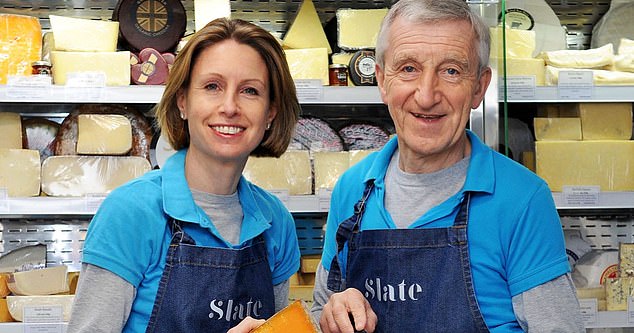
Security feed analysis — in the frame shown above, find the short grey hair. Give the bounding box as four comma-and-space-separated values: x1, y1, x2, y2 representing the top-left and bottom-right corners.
376, 0, 491, 75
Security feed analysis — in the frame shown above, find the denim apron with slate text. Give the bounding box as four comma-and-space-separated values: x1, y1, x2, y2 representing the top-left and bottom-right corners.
146, 219, 275, 332
327, 181, 489, 332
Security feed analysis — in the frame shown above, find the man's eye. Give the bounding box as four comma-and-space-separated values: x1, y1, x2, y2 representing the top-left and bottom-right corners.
403, 66, 416, 73
446, 68, 459, 75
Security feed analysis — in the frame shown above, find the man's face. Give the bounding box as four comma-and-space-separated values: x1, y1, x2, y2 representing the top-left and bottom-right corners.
376, 17, 491, 173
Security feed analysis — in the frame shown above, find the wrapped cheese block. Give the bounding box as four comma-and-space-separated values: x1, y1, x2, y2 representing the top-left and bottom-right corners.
8, 266, 69, 296
0, 112, 22, 149
41, 155, 151, 196
283, 0, 331, 53
539, 44, 614, 69
22, 118, 60, 162
0, 14, 42, 84
6, 295, 74, 322
490, 26, 536, 59
252, 300, 318, 333
243, 151, 312, 195
77, 114, 133, 155
49, 15, 119, 52
285, 48, 329, 85
51, 50, 131, 86
336, 9, 388, 50
313, 151, 349, 191
0, 148, 41, 197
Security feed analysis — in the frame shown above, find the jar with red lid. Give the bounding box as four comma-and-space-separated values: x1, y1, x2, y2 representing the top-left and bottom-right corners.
329, 64, 348, 86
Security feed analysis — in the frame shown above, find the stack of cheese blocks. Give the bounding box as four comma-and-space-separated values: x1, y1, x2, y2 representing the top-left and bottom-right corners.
0, 113, 42, 197
242, 150, 373, 195
0, 14, 42, 84
491, 26, 546, 86
0, 266, 75, 322
541, 38, 634, 85
534, 102, 634, 191
288, 255, 321, 308
49, 15, 130, 86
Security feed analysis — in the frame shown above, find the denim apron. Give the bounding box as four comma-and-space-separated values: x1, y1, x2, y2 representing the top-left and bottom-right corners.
145, 219, 275, 332
327, 181, 489, 332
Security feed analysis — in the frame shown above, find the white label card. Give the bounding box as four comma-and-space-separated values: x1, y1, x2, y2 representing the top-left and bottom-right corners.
65, 72, 107, 87
0, 187, 8, 213
558, 71, 593, 99
317, 188, 332, 212
499, 76, 536, 99
23, 323, 64, 333
562, 186, 600, 206
579, 298, 598, 326
23, 305, 63, 323
629, 296, 634, 324
269, 189, 290, 206
85, 193, 108, 213
6, 75, 52, 99
294, 79, 323, 102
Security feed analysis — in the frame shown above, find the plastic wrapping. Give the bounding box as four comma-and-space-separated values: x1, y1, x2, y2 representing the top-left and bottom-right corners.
490, 26, 536, 59
572, 250, 619, 288
76, 114, 133, 155
0, 148, 41, 197
243, 151, 312, 195
41, 155, 151, 197
49, 15, 119, 52
6, 295, 74, 322
564, 229, 592, 269
8, 266, 69, 296
545, 65, 634, 86
0, 14, 42, 85
613, 54, 634, 73
284, 48, 329, 85
539, 43, 614, 69
591, 2, 634, 51
619, 38, 634, 55
313, 151, 349, 191
336, 8, 387, 51
50, 50, 131, 86
0, 244, 47, 274
252, 300, 318, 333
22, 118, 60, 162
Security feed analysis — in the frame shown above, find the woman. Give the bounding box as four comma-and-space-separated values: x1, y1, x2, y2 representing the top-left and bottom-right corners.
68, 18, 301, 332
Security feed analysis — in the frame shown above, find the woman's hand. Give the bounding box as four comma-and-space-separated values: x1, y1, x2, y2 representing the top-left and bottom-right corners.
320, 288, 377, 333
226, 316, 265, 333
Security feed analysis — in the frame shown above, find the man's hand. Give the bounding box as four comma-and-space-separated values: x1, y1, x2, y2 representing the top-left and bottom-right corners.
320, 288, 377, 333
227, 316, 265, 333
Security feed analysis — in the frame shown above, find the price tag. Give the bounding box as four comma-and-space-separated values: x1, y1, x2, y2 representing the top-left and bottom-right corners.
24, 323, 64, 333
317, 188, 332, 212
0, 188, 8, 213
558, 71, 593, 99
64, 72, 107, 87
85, 193, 107, 212
23, 305, 64, 323
499, 76, 536, 99
579, 298, 598, 326
562, 186, 600, 206
294, 79, 323, 102
269, 189, 290, 206
6, 75, 52, 99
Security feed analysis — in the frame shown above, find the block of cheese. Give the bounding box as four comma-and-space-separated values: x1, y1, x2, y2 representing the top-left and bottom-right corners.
0, 113, 22, 149
243, 151, 312, 195
313, 151, 349, 191
0, 298, 13, 322
284, 48, 329, 85
539, 43, 613, 69
41, 155, 151, 196
496, 57, 546, 86
0, 273, 10, 298
533, 118, 582, 141
545, 65, 634, 86
490, 26, 536, 59
252, 300, 318, 333
49, 15, 119, 52
576, 287, 606, 300
0, 149, 41, 197
50, 51, 131, 86
77, 114, 133, 155
613, 54, 634, 73
336, 8, 388, 50
606, 277, 634, 311
283, 0, 331, 53
6, 295, 74, 322
618, 38, 634, 55
349, 150, 373, 166
8, 266, 69, 296
535, 140, 634, 191
0, 14, 42, 84
573, 103, 633, 140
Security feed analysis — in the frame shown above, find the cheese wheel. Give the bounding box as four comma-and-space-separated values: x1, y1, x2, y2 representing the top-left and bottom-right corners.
8, 266, 69, 296
22, 118, 60, 161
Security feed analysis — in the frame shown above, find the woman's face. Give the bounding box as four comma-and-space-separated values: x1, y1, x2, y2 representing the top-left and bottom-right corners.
178, 39, 276, 165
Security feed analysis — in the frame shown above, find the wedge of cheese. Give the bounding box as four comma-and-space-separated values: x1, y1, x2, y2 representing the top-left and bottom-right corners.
284, 48, 329, 85
49, 15, 119, 52
77, 114, 133, 155
535, 140, 634, 191
0, 14, 42, 84
252, 300, 318, 333
6, 295, 74, 322
539, 44, 613, 69
283, 0, 331, 53
490, 26, 536, 59
8, 266, 69, 296
243, 151, 312, 195
336, 9, 388, 50
533, 118, 582, 141
41, 155, 151, 196
51, 51, 131, 86
0, 149, 41, 197
573, 103, 633, 140
0, 112, 22, 149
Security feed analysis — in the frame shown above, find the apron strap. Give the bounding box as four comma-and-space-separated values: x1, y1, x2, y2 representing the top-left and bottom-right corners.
327, 180, 375, 292
169, 219, 196, 246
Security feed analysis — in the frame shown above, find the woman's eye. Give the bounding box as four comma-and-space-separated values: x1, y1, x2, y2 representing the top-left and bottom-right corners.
206, 82, 219, 90
243, 87, 258, 95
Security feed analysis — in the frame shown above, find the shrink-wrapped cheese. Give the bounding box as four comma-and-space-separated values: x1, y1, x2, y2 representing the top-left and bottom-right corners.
0, 14, 42, 84
77, 114, 133, 155
41, 155, 151, 196
49, 15, 119, 52
0, 112, 22, 149
51, 51, 131, 86
313, 151, 349, 191
0, 148, 41, 197
336, 9, 388, 50
6, 295, 74, 322
243, 151, 312, 195
540, 43, 614, 69
285, 48, 329, 85
490, 26, 536, 59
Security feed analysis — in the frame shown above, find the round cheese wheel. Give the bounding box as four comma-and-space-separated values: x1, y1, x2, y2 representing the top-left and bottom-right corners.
338, 122, 389, 150
289, 117, 344, 152
53, 104, 153, 161
349, 50, 377, 86
22, 118, 60, 162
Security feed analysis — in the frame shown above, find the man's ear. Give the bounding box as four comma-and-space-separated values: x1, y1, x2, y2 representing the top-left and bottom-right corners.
471, 66, 492, 109
376, 63, 388, 105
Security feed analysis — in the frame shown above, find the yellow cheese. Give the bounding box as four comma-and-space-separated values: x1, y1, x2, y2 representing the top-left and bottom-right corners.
8, 266, 69, 296
51, 51, 131, 86
613, 54, 634, 73
545, 65, 634, 85
533, 118, 582, 141
283, 0, 331, 53
49, 15, 119, 52
496, 57, 546, 86
576, 287, 606, 300
490, 26, 536, 59
0, 14, 42, 84
243, 151, 312, 195
535, 140, 634, 191
252, 300, 318, 333
573, 103, 633, 140
313, 151, 349, 191
284, 48, 329, 85
0, 149, 41, 197
6, 295, 74, 322
0, 298, 14, 322
336, 8, 388, 50
0, 113, 22, 149
618, 38, 634, 55
349, 150, 373, 166
539, 44, 613, 69
41, 155, 151, 196
77, 114, 133, 155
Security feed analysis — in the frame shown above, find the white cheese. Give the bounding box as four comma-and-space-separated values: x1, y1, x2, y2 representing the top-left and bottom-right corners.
8, 266, 69, 296
51, 51, 131, 86
243, 151, 312, 195
49, 15, 119, 52
0, 148, 40, 197
336, 9, 388, 50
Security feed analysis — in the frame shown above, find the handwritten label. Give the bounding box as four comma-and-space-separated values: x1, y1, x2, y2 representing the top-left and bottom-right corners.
558, 71, 593, 99
562, 186, 600, 206
6, 75, 52, 99
579, 298, 598, 326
